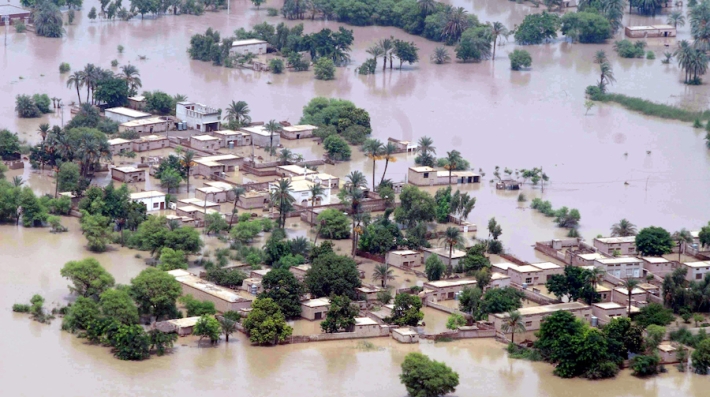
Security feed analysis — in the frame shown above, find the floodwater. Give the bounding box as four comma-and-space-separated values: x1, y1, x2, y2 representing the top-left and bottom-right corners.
2, 0, 710, 395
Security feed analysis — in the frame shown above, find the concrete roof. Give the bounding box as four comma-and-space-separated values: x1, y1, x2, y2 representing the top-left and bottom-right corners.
613, 287, 647, 295
241, 126, 275, 137
191, 134, 220, 141
390, 250, 420, 256
683, 261, 710, 268
121, 117, 166, 127
232, 39, 268, 46
167, 270, 247, 303
301, 298, 330, 308
494, 302, 590, 318
492, 262, 518, 271
177, 205, 221, 215
393, 327, 418, 336
130, 191, 166, 200
594, 236, 636, 244
178, 198, 219, 207
424, 279, 477, 288
424, 247, 466, 259
113, 166, 142, 173
641, 257, 669, 263
578, 253, 606, 261
595, 257, 643, 265
355, 317, 379, 326
128, 95, 145, 101
278, 165, 317, 175
251, 269, 271, 277
511, 265, 543, 273
167, 316, 202, 328
530, 262, 561, 270
593, 302, 624, 310
491, 272, 510, 280
282, 125, 318, 132
213, 129, 246, 136
436, 170, 479, 178
106, 107, 151, 118
409, 166, 435, 173
204, 181, 235, 190
136, 134, 167, 142
199, 154, 241, 162
108, 138, 132, 145
290, 264, 311, 272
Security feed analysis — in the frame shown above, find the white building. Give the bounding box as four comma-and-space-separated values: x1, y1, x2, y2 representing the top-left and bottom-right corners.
241, 125, 281, 148
270, 176, 331, 207
682, 261, 710, 282
104, 107, 152, 124
176, 102, 221, 132
130, 191, 167, 211
594, 257, 644, 279
230, 39, 268, 56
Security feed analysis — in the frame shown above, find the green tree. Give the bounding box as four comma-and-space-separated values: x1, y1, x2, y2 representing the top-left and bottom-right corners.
19, 187, 48, 227
88, 7, 97, 20
272, 178, 295, 229
314, 57, 336, 80
79, 210, 112, 252
440, 226, 463, 273
455, 27, 492, 62
158, 247, 188, 271
129, 268, 182, 320
323, 134, 351, 161
645, 325, 666, 352
305, 253, 361, 299
546, 266, 596, 303
218, 317, 237, 342
399, 352, 459, 397
316, 209, 351, 239
515, 12, 560, 45
635, 226, 674, 256
631, 354, 661, 376
159, 167, 182, 193
15, 94, 41, 118
431, 46, 451, 64
479, 287, 524, 319
672, 229, 694, 261
372, 264, 395, 288
603, 317, 644, 362
692, 338, 710, 374
60, 258, 116, 299
194, 315, 221, 344
259, 268, 304, 319
394, 185, 436, 227
321, 295, 359, 333
242, 298, 293, 345
509, 49, 532, 70
94, 77, 130, 108
560, 11, 612, 43
362, 138, 384, 192
635, 303, 675, 327
501, 310, 526, 344
111, 324, 150, 360
180, 295, 216, 317
393, 39, 419, 68
100, 288, 139, 325
61, 296, 101, 332
204, 212, 228, 235
57, 162, 81, 193
611, 218, 637, 236
387, 293, 423, 326
33, 1, 64, 38
458, 286, 483, 316
425, 255, 446, 281
148, 329, 178, 356
446, 313, 466, 330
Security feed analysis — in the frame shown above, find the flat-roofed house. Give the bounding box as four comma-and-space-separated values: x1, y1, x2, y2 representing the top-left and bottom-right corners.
105, 107, 151, 124
111, 166, 145, 183
392, 327, 420, 343
127, 95, 146, 110
132, 134, 168, 152
435, 170, 480, 185
490, 302, 592, 334
289, 264, 311, 281
596, 284, 612, 302
594, 257, 644, 279
167, 269, 253, 312
300, 298, 330, 320
682, 261, 710, 281
237, 190, 270, 209
281, 124, 318, 139
492, 262, 518, 274
508, 265, 543, 286
156, 316, 201, 336
212, 130, 251, 148
572, 252, 607, 267
407, 166, 436, 186
271, 176, 331, 206
119, 117, 169, 135
423, 279, 477, 301
593, 236, 637, 256
230, 39, 268, 56
241, 125, 281, 148
611, 287, 647, 306
306, 173, 340, 190
108, 137, 133, 156
130, 191, 166, 211
490, 272, 511, 289
529, 262, 563, 282
356, 286, 383, 302
387, 250, 422, 268
176, 102, 221, 132
190, 135, 221, 152
640, 257, 676, 278
241, 278, 263, 295
250, 269, 271, 279
277, 164, 317, 178
178, 197, 220, 209
175, 205, 221, 222
592, 302, 627, 323
625, 25, 676, 38
195, 186, 230, 204
193, 154, 243, 177
0, 5, 32, 25
422, 247, 466, 269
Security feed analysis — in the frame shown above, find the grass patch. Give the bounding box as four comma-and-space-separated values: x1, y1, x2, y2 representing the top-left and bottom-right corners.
435, 337, 454, 343
595, 92, 710, 123
355, 341, 382, 351
506, 343, 543, 361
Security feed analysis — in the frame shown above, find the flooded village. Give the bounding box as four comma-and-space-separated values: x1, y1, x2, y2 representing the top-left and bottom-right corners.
2, 0, 710, 396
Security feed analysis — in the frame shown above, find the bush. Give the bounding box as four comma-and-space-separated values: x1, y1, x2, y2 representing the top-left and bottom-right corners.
15, 21, 26, 33
316, 209, 351, 239
12, 303, 31, 313
59, 63, 70, 73
323, 134, 351, 161
585, 85, 604, 100
400, 353, 459, 397
270, 58, 285, 74
314, 58, 336, 80
646, 51, 655, 60
635, 303, 674, 328
614, 40, 646, 58
631, 354, 660, 377
507, 343, 543, 361
267, 8, 278, 16
509, 49, 532, 71
111, 60, 119, 67
118, 45, 124, 53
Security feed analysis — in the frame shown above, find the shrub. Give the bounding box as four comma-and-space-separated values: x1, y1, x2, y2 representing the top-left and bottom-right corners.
646, 51, 655, 60
585, 85, 604, 100
12, 304, 31, 312
614, 40, 646, 58
15, 21, 26, 33
323, 134, 351, 161
509, 49, 532, 71
118, 45, 124, 53
111, 60, 119, 67
267, 8, 278, 16
631, 354, 660, 376
59, 62, 70, 73
270, 58, 285, 74
314, 58, 336, 80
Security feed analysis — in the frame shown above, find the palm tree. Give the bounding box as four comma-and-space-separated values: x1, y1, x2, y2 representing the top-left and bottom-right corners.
500, 310, 526, 344
675, 40, 694, 83
378, 38, 393, 71
419, 136, 436, 157
611, 219, 637, 237
443, 7, 468, 43
587, 267, 605, 290
593, 50, 608, 64
12, 176, 24, 187
66, 71, 84, 104
490, 22, 508, 60
372, 264, 395, 288
444, 150, 462, 185
272, 178, 295, 228
37, 123, 50, 144
343, 171, 368, 256
667, 10, 686, 28
309, 183, 325, 211
362, 139, 384, 192
622, 279, 640, 316
82, 64, 99, 105
264, 120, 281, 159
218, 317, 237, 342
180, 150, 196, 194
597, 61, 616, 93
440, 226, 464, 275
689, 49, 709, 83
228, 186, 246, 228
366, 44, 384, 69
379, 142, 397, 187
278, 148, 293, 166
119, 64, 142, 96
672, 229, 694, 261
417, 0, 436, 15
225, 100, 251, 127
431, 47, 451, 64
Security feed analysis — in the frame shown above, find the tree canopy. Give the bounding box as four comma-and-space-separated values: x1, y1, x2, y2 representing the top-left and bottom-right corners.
400, 352, 459, 397
305, 253, 361, 299
60, 258, 116, 299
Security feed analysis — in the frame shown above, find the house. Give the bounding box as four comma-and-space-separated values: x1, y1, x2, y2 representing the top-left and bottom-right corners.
158, 316, 202, 336
407, 166, 436, 186
190, 135, 221, 152
175, 205, 221, 222
193, 154, 243, 177
356, 286, 383, 302
435, 170, 480, 185
195, 182, 235, 204
230, 39, 268, 56
490, 302, 592, 334
277, 164, 317, 178
658, 343, 679, 364
492, 262, 518, 274
236, 190, 270, 209
119, 117, 169, 135
241, 278, 263, 295
0, 5, 31, 25
508, 265, 543, 286
130, 191, 166, 211
212, 130, 251, 148
592, 302, 627, 323
387, 138, 417, 153
241, 125, 281, 148
107, 137, 133, 156
593, 236, 637, 256
127, 95, 147, 110
392, 327, 420, 343
421, 247, 466, 269
594, 257, 644, 279
423, 279, 477, 301
178, 197, 221, 210
176, 102, 221, 132
625, 25, 676, 38
306, 173, 340, 190
640, 257, 677, 278
111, 166, 145, 183
490, 272, 511, 289
104, 107, 151, 124
495, 179, 521, 190
407, 166, 480, 186
289, 264, 311, 281
595, 284, 612, 302
573, 252, 607, 267
611, 287, 647, 307
682, 261, 710, 281
529, 262, 563, 282
132, 134, 169, 152
351, 317, 388, 337
300, 298, 330, 320
271, 176, 331, 206
165, 214, 195, 227
167, 270, 253, 312
281, 125, 318, 140
387, 250, 422, 268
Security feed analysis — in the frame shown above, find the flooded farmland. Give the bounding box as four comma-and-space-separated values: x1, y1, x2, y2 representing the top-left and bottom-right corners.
2, 0, 710, 395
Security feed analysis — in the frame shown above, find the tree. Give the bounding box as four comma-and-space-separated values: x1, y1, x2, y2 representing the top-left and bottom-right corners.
194, 315, 221, 344
560, 11, 612, 43
323, 134, 351, 161
636, 226, 674, 256
611, 218, 637, 236
60, 258, 116, 299
394, 185, 436, 228
603, 317, 644, 362
393, 39, 419, 69
264, 120, 281, 158
372, 264, 395, 288
79, 211, 112, 252
635, 303, 675, 328
501, 310, 526, 344
455, 27, 492, 62
546, 266, 596, 303
227, 186, 245, 228
379, 142, 398, 186
425, 255, 446, 281
443, 6, 469, 42
242, 298, 293, 345
111, 324, 150, 360
314, 57, 336, 80
15, 95, 41, 118
305, 253, 361, 299
100, 289, 139, 325
179, 295, 216, 317
388, 293, 424, 326
431, 47, 451, 64
19, 187, 48, 227
668, 10, 686, 28
259, 268, 304, 319
672, 229, 694, 261
399, 353, 459, 397
94, 77, 130, 108
692, 339, 710, 374
129, 268, 182, 320
489, 22, 508, 61
88, 7, 97, 20
159, 167, 182, 193
219, 317, 237, 342
631, 354, 661, 376
271, 178, 295, 229
645, 325, 666, 352
515, 12, 560, 45
57, 162, 81, 193
316, 208, 351, 239
204, 212, 228, 235
509, 49, 532, 70
33, 1, 64, 38
148, 329, 178, 356
440, 226, 463, 273
443, 150, 463, 185
158, 247, 188, 271
320, 295, 359, 333
478, 287, 524, 319
362, 138, 384, 192
180, 150, 196, 195
700, 221, 710, 249
446, 313, 466, 330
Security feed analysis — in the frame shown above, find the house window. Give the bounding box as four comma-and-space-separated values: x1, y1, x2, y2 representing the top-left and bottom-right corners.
525, 277, 532, 284
153, 202, 159, 209
423, 172, 429, 178
698, 274, 703, 280
525, 321, 532, 327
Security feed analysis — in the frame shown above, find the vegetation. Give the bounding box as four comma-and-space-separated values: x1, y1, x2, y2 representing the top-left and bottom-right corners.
259, 268, 304, 319
515, 12, 560, 45
446, 313, 467, 330
179, 295, 216, 317
399, 353, 459, 397
321, 295, 359, 333
546, 266, 596, 304
301, 97, 371, 145
323, 134, 351, 161
242, 298, 293, 345
194, 315, 221, 344
33, 1, 64, 38
635, 226, 674, 256
560, 11, 611, 43
15, 94, 53, 118
588, 91, 710, 122
316, 208, 351, 239
129, 268, 182, 320
614, 39, 646, 58
60, 258, 116, 299
387, 293, 423, 326
611, 218, 637, 237
634, 303, 675, 328
509, 49, 532, 71
305, 251, 361, 299
314, 57, 336, 80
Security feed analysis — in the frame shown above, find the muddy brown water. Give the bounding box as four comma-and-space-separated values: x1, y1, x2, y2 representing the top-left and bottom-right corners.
2, 1, 710, 394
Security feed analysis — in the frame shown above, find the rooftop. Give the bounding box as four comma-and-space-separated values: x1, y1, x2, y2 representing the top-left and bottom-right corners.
638, 283, 659, 290
424, 247, 466, 259
213, 129, 246, 136
232, 39, 268, 47
627, 25, 675, 30
251, 269, 271, 277
178, 198, 219, 207
291, 264, 311, 272
424, 279, 477, 288
199, 154, 241, 162
204, 181, 235, 190
593, 302, 624, 310
595, 257, 644, 265
512, 265, 543, 273
640, 256, 670, 264
136, 134, 167, 142
301, 298, 330, 308
530, 262, 561, 270
390, 250, 419, 256
130, 191, 166, 200
393, 327, 418, 336
436, 170, 480, 178
241, 125, 275, 137
105, 107, 151, 119
491, 272, 510, 280
578, 253, 606, 261
108, 138, 132, 145
492, 262, 518, 271
282, 125, 318, 132
278, 165, 317, 175
494, 302, 590, 318
594, 236, 636, 244
191, 134, 220, 141
177, 205, 221, 215
613, 287, 647, 295
0, 5, 31, 14
409, 166, 435, 173
355, 317, 379, 326
167, 270, 247, 303
683, 261, 710, 268
167, 316, 201, 328
113, 166, 142, 173
128, 95, 146, 102
121, 117, 166, 127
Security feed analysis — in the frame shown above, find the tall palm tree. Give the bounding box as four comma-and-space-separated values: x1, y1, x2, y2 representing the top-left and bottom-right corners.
622, 279, 640, 316
225, 100, 251, 127
489, 22, 508, 60
443, 7, 468, 43
672, 229, 694, 261
689, 49, 709, 82
372, 264, 395, 288
264, 120, 281, 159
82, 64, 99, 105
593, 50, 608, 64
378, 38, 393, 71
440, 226, 464, 275
597, 61, 616, 93
272, 178, 295, 228
417, 0, 436, 15
278, 148, 293, 166
675, 40, 694, 83
500, 310, 526, 345
362, 139, 384, 192
343, 171, 368, 256
444, 150, 462, 185
366, 44, 384, 69
587, 267, 605, 290
37, 123, 50, 143
228, 186, 246, 228
308, 183, 325, 211
119, 64, 142, 96
418, 136, 436, 157
219, 317, 237, 342
180, 150, 196, 194
379, 142, 397, 187
611, 219, 637, 237
667, 10, 686, 28
66, 71, 84, 105
12, 176, 24, 187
